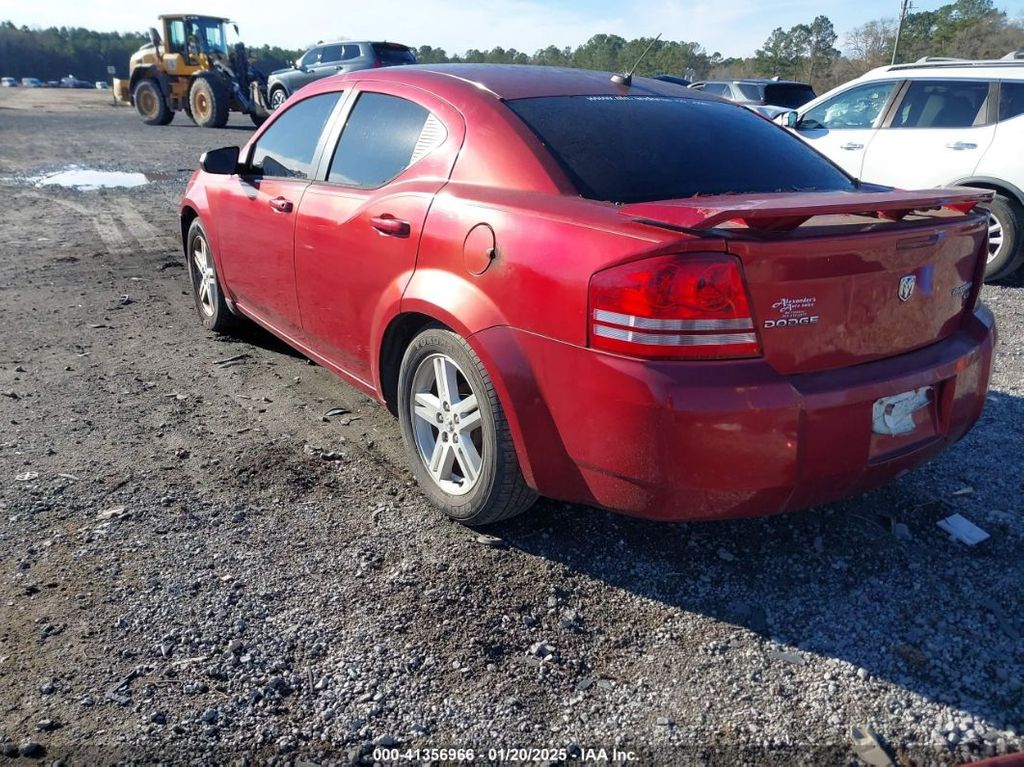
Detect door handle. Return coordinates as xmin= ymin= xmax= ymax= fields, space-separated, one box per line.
xmin=370 ymin=215 xmax=411 ymax=238
xmin=269 ymin=196 xmax=293 ymax=213
xmin=840 ymin=142 xmax=864 ymax=150
xmin=946 ymin=141 xmax=977 ymax=150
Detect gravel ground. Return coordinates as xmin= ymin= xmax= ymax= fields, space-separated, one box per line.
xmin=0 ymin=89 xmax=1022 ymax=765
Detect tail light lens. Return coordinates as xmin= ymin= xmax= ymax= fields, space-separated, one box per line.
xmin=589 ymin=254 xmax=761 ymax=360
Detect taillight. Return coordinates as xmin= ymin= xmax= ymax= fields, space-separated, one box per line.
xmin=589 ymin=254 xmax=761 ymax=360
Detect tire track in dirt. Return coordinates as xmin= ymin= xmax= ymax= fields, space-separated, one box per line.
xmin=16 ymin=189 xmax=178 ymax=257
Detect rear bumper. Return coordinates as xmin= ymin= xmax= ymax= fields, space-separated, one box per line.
xmin=472 ymin=306 xmax=996 ymax=521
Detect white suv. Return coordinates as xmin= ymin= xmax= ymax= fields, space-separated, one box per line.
xmin=784 ymin=56 xmax=1024 ymax=280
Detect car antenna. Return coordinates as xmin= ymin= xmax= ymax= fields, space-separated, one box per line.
xmin=611 ymin=34 xmax=661 ymax=87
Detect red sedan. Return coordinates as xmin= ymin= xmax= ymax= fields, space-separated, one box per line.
xmin=179 ymin=65 xmax=996 ymax=526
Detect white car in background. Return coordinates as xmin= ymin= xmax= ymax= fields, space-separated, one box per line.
xmin=781 ymin=55 xmax=1024 ymax=280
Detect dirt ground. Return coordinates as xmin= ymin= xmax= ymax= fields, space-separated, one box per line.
xmin=1 ymin=88 xmax=1022 ymax=764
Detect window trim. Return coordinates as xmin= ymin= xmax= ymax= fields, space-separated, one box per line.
xmin=243 ymin=90 xmax=349 ymax=182
xmin=879 ymin=77 xmax=997 ymax=130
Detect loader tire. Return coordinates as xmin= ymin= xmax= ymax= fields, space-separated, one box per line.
xmin=189 ymin=73 xmax=229 ymax=129
xmin=134 ymin=79 xmax=173 ymax=126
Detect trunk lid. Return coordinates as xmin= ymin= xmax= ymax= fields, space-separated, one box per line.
xmin=620 ymin=188 xmax=991 ymax=375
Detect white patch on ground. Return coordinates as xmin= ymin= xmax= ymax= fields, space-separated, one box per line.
xmin=29 ymin=166 xmax=149 ymax=190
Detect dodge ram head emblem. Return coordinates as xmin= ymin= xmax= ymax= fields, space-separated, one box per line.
xmin=898 ymin=275 xmax=916 ymax=302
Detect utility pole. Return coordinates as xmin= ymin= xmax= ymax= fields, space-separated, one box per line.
xmin=892 ymin=0 xmax=911 ymax=65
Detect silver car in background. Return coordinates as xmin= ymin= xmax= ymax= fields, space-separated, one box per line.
xmin=267 ymin=41 xmax=416 ymax=109
xmin=689 ymin=79 xmax=817 ymax=119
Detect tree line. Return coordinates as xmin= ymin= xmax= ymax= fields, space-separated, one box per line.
xmin=0 ymin=21 xmax=303 ymax=82
xmin=1 ymin=0 xmax=1020 ymax=89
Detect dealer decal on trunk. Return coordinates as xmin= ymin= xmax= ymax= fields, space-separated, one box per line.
xmin=764 ymin=296 xmax=820 ymax=329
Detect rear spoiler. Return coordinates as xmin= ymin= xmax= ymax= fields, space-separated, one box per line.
xmin=620 ymin=188 xmax=994 ymax=233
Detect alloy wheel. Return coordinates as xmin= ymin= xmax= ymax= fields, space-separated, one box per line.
xmin=988 ymin=212 xmax=1004 ymax=264
xmin=190 ymin=234 xmax=217 ymax=317
xmin=409 ymin=353 xmax=484 ymax=496
xmin=270 ymin=89 xmax=286 ymax=110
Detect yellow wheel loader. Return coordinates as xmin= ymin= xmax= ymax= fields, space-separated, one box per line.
xmin=113 ymin=15 xmax=270 ymax=128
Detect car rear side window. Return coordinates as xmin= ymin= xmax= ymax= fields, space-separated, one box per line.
xmin=372 ymin=43 xmax=416 ymax=65
xmin=506 ymin=95 xmax=854 ymax=204
xmin=250 ymin=92 xmax=341 ymax=179
xmin=764 ymin=83 xmax=816 ymax=108
xmin=1000 ymin=81 xmax=1024 ymax=121
xmin=340 ymin=44 xmax=361 ymax=61
xmin=890 ymin=80 xmax=990 ymax=128
xmin=327 ymin=92 xmax=444 ymax=187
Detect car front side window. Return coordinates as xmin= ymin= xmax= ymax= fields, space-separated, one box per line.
xmin=300 ymin=48 xmax=321 ymax=68
xmin=250 ymin=92 xmax=342 ymax=179
xmin=800 ymin=81 xmax=898 ymax=130
xmin=320 ymin=45 xmax=343 ymax=65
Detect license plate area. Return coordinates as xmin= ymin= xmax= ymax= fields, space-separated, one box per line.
xmin=869 ymin=385 xmax=939 ymax=461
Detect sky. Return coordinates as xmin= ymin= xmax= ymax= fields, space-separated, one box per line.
xmin=1 ymin=0 xmax=1023 ymax=58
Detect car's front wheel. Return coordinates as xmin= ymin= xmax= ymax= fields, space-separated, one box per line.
xmin=980 ymin=193 xmax=1023 ymax=281
xmin=269 ymin=87 xmax=287 ymax=111
xmin=397 ymin=326 xmax=536 ymax=526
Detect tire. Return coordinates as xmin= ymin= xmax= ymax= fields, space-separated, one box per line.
xmin=188 ymin=73 xmax=230 ymax=128
xmin=133 ymin=79 xmax=173 ymax=126
xmin=269 ymin=86 xmax=287 ymax=111
xmin=397 ymin=326 xmax=536 ymax=526
xmin=185 ymin=218 xmax=235 ymax=333
xmin=979 ymin=193 xmax=1023 ymax=282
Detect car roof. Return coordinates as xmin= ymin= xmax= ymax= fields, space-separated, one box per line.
xmin=308 ymin=41 xmax=410 ymax=48
xmin=309 ymin=64 xmax=708 ymax=102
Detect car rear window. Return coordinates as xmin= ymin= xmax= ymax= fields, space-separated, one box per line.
xmin=763 ymin=84 xmax=816 ymax=108
xmin=506 ymin=95 xmax=854 ymax=204
xmin=373 ymin=43 xmax=416 ymax=65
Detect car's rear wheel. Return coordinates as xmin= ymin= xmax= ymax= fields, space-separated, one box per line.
xmin=980 ymin=193 xmax=1023 ymax=281
xmin=134 ymin=79 xmax=173 ymax=125
xmin=397 ymin=326 xmax=536 ymax=526
xmin=185 ymin=218 xmax=234 ymax=332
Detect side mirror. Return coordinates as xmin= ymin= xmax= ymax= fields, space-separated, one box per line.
xmin=295 ymin=59 xmax=305 ymax=71
xmin=148 ymin=27 xmax=162 ymax=51
xmin=773 ymin=110 xmax=798 ymax=129
xmin=200 ymin=146 xmax=240 ymax=175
